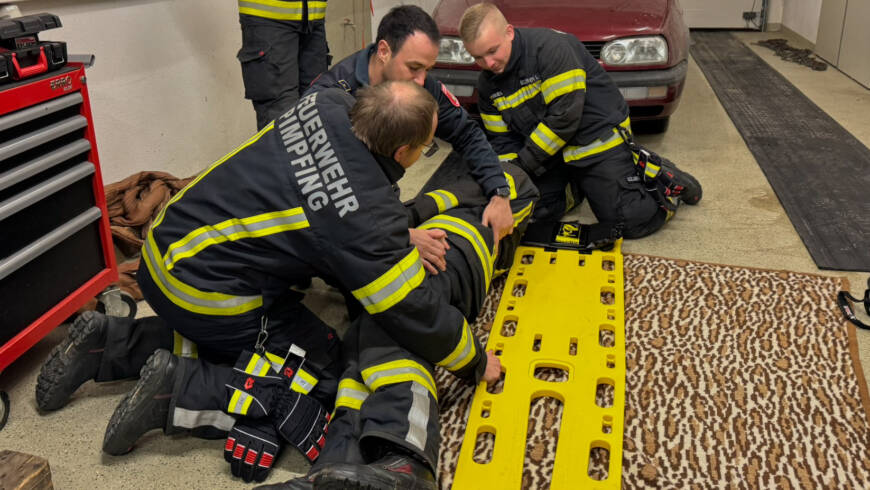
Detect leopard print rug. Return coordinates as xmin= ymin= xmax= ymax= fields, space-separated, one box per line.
xmin=436 ymin=254 xmax=870 ymax=489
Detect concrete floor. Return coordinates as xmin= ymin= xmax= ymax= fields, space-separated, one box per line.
xmin=1 ymin=29 xmax=869 ymax=488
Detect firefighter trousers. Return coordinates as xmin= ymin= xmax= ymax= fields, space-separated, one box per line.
xmin=532 ymin=144 xmax=668 ymax=239
xmin=238 ymin=15 xmax=329 ymax=130
xmin=94 ymin=264 xmax=345 ymax=437
xmin=316 ymin=208 xmax=496 ymax=473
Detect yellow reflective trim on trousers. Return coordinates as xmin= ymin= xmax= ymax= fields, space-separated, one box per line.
xmin=419 ymin=215 xmax=493 ymax=288
xmin=492 ymin=81 xmax=541 ymax=111
xmin=334 ymin=378 xmax=370 ymax=412
xmin=530 ymin=122 xmax=566 ymax=156
xmin=562 ymin=117 xmax=632 ymax=163
xmin=143 ymin=233 xmax=263 ymax=316
xmin=503 ymin=172 xmax=518 ymax=200
xmin=172 ymin=332 xmax=198 ymax=358
xmin=238 ymin=1 xmax=326 ymax=20
xmin=361 ymin=359 xmax=437 ymax=401
xmin=424 ymin=189 xmax=458 ymax=213
xmin=541 ymin=68 xmax=587 ymax=104
xmin=498 ymin=152 xmax=518 ymax=162
xmin=436 ymin=319 xmax=476 ymax=371
xmin=513 ymin=201 xmax=534 ymax=226
xmin=163 ymin=208 xmax=309 ymax=271
xmin=480 ymin=112 xmax=508 ymax=133
xmin=352 ymin=249 xmax=426 ymax=315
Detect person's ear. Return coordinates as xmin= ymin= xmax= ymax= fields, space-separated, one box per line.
xmin=377 ymin=39 xmax=392 ymax=63
xmin=393 ymin=144 xmax=412 ymax=167
xmin=506 ymin=24 xmax=514 ymax=40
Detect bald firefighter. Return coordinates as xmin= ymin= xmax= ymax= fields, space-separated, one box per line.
xmin=35 ymin=82 xmax=511 ymax=483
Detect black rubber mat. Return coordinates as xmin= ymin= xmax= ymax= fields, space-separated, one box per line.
xmin=691 ymin=31 xmax=870 ymax=272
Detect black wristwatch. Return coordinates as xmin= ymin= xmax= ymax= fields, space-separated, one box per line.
xmin=491 ymin=186 xmax=511 ymax=199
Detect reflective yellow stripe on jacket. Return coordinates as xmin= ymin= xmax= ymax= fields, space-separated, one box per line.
xmin=239 ymin=0 xmax=327 ymax=21
xmin=541 ymin=68 xmax=586 ymax=104
xmin=418 ymin=214 xmax=494 ymax=289
xmin=436 ymin=319 xmax=477 ymax=372
xmin=163 ymin=208 xmax=309 ymax=271
xmin=530 ymin=122 xmax=566 ymax=156
xmin=424 ymin=189 xmax=458 ymax=213
xmin=562 ymin=117 xmax=631 ymax=163
xmin=492 ymin=81 xmax=541 ymax=111
xmin=481 ymin=112 xmax=509 ymax=133
xmin=352 ymin=248 xmax=426 ymax=315
xmin=498 ymin=152 xmax=518 ymax=162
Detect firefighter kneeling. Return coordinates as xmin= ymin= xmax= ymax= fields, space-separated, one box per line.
xmin=36 ymin=81 xmax=505 ymax=483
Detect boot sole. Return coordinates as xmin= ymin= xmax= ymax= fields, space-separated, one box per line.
xmin=35 ymin=312 xmax=105 ymax=411
xmin=102 ymin=349 xmax=173 ymax=456
xmin=314 ymin=463 xmax=436 ymax=490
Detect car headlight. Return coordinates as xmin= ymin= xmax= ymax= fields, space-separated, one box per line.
xmin=601 ymin=36 xmax=668 ymax=65
xmin=437 ymin=37 xmax=475 ymax=65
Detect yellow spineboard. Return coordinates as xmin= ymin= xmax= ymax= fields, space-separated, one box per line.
xmin=453 ymin=242 xmax=625 ymax=489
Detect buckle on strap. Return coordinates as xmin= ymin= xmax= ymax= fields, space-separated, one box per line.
xmin=838 ymin=278 xmax=870 ymax=330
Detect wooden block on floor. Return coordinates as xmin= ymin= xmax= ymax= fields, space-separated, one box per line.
xmin=0 ymin=450 xmax=53 ymax=490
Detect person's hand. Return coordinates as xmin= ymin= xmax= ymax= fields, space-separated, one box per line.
xmin=482 ymin=196 xmax=514 ymax=241
xmin=482 ymin=350 xmax=502 ymax=386
xmin=409 ymin=227 xmax=450 ymax=275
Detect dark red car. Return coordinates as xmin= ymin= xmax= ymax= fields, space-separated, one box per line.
xmin=431 ymin=0 xmax=689 ymax=132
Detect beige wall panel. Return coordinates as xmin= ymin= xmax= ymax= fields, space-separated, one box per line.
xmin=838 ymin=0 xmax=870 ymax=87
xmin=815 ymin=0 xmax=848 ymax=64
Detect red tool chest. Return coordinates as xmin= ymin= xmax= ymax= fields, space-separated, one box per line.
xmin=0 ymin=61 xmax=117 ymax=375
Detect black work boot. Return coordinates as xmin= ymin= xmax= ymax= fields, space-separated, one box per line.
xmin=253 ymin=476 xmax=314 ymax=490
xmin=659 ymin=159 xmax=702 ymax=205
xmin=102 ymin=349 xmax=177 ymax=455
xmin=35 ymin=311 xmax=108 ymax=411
xmin=313 ymin=453 xmax=436 ymax=490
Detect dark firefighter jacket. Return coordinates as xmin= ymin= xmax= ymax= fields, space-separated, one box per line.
xmin=141 ymin=88 xmax=486 ymax=382
xmin=306 ymin=43 xmax=510 ymax=198
xmin=238 ymin=0 xmax=326 ymax=22
xmin=477 ymin=28 xmax=631 ymax=177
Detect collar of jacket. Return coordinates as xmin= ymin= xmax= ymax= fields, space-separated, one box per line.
xmin=354 ymin=43 xmax=376 ymax=87
xmin=373 ymin=152 xmax=405 ymax=184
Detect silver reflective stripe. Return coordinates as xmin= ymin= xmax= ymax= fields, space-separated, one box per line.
xmin=336 ymin=385 xmax=369 ymax=406
xmin=230 ymin=390 xmax=252 ymax=414
xmin=356 ymin=258 xmax=424 ymax=310
xmin=542 ymin=74 xmax=586 ymax=102
xmin=292 ymin=375 xmax=316 ymax=394
xmin=422 ymin=216 xmax=492 ymax=284
xmin=180 ymin=337 xmax=195 ymax=358
xmin=493 ymin=81 xmax=541 ymax=111
xmin=531 ymin=126 xmax=562 ymax=155
xmin=250 ymin=356 xmax=269 ymax=376
xmin=238 ymin=1 xmax=303 ymax=15
xmin=365 ymin=365 xmax=431 ymax=391
xmin=172 ymin=407 xmax=235 ymax=432
xmin=144 ymin=237 xmax=262 ymax=311
xmin=441 ymin=322 xmax=474 ymax=371
xmin=163 ymin=212 xmax=308 ymax=269
xmin=405 ymin=382 xmax=430 ymax=452
xmin=563 ymin=131 xmax=622 ymax=160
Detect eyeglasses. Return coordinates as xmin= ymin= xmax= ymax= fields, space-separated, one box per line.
xmin=422 ymin=139 xmax=439 ymax=157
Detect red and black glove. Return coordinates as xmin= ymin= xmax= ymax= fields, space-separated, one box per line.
xmin=272 ymin=390 xmax=330 ymax=462
xmin=224 ymin=418 xmax=282 ymax=482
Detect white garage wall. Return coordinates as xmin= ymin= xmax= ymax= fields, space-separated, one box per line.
xmin=371 ymin=0 xmax=438 ymax=35
xmin=781 ymin=0 xmax=823 ymax=43
xmin=16 ymin=0 xmax=252 ymax=183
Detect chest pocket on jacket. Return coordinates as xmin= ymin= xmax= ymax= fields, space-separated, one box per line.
xmin=500 ymin=83 xmax=543 ymax=135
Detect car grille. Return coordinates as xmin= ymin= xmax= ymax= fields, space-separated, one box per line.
xmin=582 ymin=41 xmax=605 ymax=59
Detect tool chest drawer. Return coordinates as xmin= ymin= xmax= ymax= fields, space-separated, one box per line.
xmin=0 ymin=62 xmax=117 ymax=372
